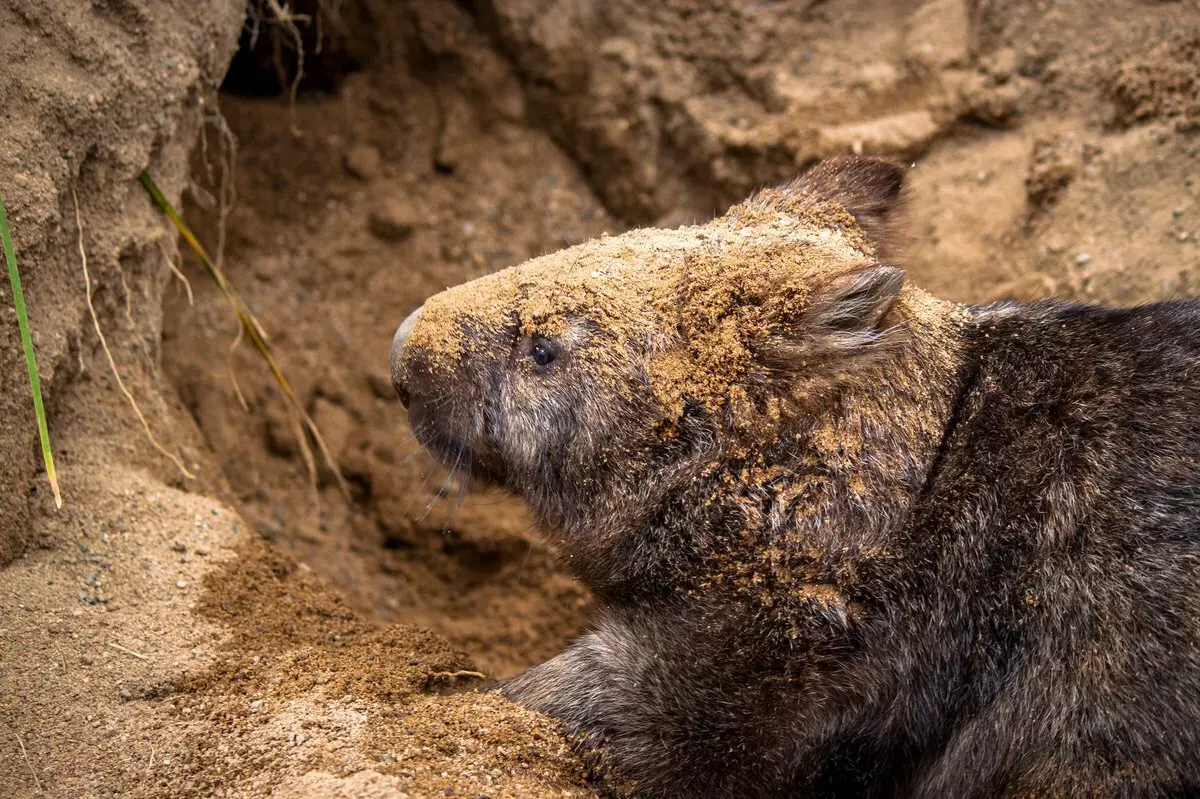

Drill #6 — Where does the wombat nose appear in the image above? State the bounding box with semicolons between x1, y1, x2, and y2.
390;305;424;406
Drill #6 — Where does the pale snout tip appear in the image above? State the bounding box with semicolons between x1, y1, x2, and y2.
389;304;424;401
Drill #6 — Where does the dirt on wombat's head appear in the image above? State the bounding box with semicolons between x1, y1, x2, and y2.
400;157;960;427
391;157;966;593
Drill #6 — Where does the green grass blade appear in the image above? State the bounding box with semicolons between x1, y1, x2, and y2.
0;186;62;508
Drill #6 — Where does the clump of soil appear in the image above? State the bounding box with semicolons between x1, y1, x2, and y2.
1110;33;1200;129
3;0;1200;797
148;537;591;797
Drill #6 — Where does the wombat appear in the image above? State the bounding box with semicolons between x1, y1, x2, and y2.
389;157;1200;798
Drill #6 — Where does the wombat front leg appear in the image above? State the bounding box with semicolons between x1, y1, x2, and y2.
497;644;600;730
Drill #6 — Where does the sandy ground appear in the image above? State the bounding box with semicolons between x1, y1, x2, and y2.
1;0;1199;797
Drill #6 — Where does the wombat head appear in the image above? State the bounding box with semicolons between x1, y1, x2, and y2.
390;157;935;563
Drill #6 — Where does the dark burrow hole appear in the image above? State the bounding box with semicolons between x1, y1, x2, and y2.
221;0;374;97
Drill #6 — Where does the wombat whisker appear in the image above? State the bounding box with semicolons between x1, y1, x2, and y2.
413;482;447;523
400;470;435;518
402;430;444;517
514;528;537;580
412;472;448;522
416;436;466;523
442;459;471;533
421;387;463;414
394;446;433;470
455;489;511;507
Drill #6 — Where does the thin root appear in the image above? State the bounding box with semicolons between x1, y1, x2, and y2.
207;106;238;269
159;240;193;306
263;0;308;135
288;399;319;504
108;641;150;661
228;324;250;412
116;261;135;328
430;670;487;681
138;171;350;501
74;189;195;480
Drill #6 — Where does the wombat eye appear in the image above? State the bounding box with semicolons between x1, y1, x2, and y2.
529;338;557;368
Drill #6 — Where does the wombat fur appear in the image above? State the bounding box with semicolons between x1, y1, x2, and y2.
390;157;1200;798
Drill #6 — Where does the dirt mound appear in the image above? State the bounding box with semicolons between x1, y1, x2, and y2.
149;537;590;797
3;0;1200;797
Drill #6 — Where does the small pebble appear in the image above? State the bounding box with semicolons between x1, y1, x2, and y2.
343;144;382;180
368;198;420;242
250;700;263;712
176;580;188;589
1074;251;1092;265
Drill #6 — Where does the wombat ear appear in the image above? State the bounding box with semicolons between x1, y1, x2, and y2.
757;264;906;369
790;157;906;255
806;264;905;340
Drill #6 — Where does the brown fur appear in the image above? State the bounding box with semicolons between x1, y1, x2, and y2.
390;157;1200;798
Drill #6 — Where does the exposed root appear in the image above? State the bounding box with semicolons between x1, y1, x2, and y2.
228;324;251;412
116;260;135;328
194;99;241;273
207;106;238;269
73;188;195;481
261;0;308;135
159;240;194;307
430;670;487;681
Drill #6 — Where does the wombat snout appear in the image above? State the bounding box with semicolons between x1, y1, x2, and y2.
390;304;423;406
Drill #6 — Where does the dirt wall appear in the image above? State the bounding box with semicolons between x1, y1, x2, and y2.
0;0;245;562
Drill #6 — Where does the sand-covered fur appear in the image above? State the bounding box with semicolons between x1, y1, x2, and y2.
393;157;1200;798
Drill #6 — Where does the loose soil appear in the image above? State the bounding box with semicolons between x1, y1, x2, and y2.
1;0;1199;797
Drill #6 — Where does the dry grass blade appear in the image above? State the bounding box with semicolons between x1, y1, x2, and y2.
12;728;42;794
138;171;351;500
108;641;150;661
0;185;62;508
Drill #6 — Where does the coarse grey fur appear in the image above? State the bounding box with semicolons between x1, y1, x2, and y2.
391;158;1200;798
